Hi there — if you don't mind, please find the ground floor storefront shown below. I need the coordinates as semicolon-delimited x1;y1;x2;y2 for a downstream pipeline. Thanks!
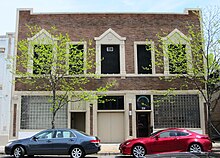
10;90;206;143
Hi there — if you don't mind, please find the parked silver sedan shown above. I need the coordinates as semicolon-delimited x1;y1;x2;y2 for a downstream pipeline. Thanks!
5;128;101;158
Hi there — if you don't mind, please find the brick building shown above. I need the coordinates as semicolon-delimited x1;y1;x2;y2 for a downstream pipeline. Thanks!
11;8;206;143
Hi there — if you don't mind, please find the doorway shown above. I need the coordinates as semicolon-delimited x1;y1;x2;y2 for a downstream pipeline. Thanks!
71;112;85;132
136;112;151;137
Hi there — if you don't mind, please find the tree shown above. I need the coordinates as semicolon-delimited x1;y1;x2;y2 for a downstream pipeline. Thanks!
152;6;220;137
15;25;114;129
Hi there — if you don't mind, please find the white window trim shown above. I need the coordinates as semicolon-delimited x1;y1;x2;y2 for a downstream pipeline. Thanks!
94;28;126;78
134;41;155;75
162;29;192;76
27;29;57;75
66;41;87;75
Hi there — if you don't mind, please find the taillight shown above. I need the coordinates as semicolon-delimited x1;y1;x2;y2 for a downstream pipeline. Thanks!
90;139;100;143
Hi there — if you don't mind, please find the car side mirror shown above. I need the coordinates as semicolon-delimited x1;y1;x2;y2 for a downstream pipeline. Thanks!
32;136;38;141
154;135;159;140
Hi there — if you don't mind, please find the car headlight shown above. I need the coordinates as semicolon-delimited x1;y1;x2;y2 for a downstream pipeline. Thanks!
6;142;12;147
125;141;131;145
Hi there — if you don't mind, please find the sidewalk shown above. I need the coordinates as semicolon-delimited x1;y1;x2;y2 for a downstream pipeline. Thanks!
0;142;219;155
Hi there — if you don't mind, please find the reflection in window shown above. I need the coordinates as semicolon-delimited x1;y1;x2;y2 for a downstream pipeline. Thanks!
137;45;152;74
136;95;151;110
69;44;84;75
36;131;53;139
168;44;187;74
98;96;124;110
33;45;52;74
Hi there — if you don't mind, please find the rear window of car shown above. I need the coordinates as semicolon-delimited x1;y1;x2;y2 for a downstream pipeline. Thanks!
177;131;189;136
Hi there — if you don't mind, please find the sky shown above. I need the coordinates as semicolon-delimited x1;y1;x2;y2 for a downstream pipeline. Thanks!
1;0;220;35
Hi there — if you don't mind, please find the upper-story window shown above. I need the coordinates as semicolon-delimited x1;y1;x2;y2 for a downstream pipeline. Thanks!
101;44;120;74
28;29;57;75
67;42;86;75
33;44;52;74
162;29;192;75
95;28;126;76
134;41;155;75
168;44;187;74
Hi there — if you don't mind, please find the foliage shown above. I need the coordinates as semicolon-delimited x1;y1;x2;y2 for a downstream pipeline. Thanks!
151;6;220;136
15;25;115;128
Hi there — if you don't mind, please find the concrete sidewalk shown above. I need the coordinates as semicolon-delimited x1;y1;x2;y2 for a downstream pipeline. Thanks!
0;142;220;155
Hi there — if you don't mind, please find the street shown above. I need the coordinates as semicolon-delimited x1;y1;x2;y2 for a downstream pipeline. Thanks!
1;152;220;158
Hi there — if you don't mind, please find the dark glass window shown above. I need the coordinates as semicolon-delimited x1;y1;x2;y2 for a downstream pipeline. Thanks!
168;44;187;74
136;95;151;110
69;44;84;75
101;45;120;74
137;45;152;74
33;44;52;74
98;96;124;110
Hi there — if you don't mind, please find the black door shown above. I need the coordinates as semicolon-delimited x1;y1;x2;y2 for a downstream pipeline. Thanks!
136;112;150;137
71;112;85;132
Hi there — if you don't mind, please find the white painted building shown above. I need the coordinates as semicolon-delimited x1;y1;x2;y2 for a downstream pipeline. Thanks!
0;33;14;145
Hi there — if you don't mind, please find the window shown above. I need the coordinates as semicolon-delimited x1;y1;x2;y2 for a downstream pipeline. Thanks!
0;48;5;53
20;96;67;129
27;29;57;74
101;44;120;74
35;130;54;139
177;131;189;136
168;44;187;74
159;131;178;138
153;95;200;129
95;28;126;76
33;44;52;74
137;45;152;74
162;29;192;75
136;95;151;110
56;130;75;138
69;44;84;75
98;96;124;110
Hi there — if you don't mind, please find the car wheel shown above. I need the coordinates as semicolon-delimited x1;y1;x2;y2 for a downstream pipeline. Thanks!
189;143;202;153
70;147;84;158
13;146;25;158
132;145;146;158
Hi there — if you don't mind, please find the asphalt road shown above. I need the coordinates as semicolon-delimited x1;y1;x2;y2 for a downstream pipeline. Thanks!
0;152;220;158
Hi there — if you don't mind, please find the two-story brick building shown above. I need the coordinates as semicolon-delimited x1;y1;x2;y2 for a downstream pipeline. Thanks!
11;8;206;143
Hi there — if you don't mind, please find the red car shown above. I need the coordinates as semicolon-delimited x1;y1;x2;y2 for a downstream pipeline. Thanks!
119;128;212;157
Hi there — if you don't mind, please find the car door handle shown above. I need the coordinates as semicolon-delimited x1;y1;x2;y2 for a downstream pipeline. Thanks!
69;139;75;142
47;140;52;143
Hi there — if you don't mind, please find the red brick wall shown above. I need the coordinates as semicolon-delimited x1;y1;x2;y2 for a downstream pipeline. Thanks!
16;10;203;91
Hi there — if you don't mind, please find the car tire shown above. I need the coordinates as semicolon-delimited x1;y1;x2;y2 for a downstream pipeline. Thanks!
132;145;146;158
70;146;84;158
13;146;25;158
189;143;202;153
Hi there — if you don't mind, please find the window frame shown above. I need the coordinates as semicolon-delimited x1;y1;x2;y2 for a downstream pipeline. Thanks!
134;41;155;75
95;28;126;77
162;29;192;76
27;29;57;75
